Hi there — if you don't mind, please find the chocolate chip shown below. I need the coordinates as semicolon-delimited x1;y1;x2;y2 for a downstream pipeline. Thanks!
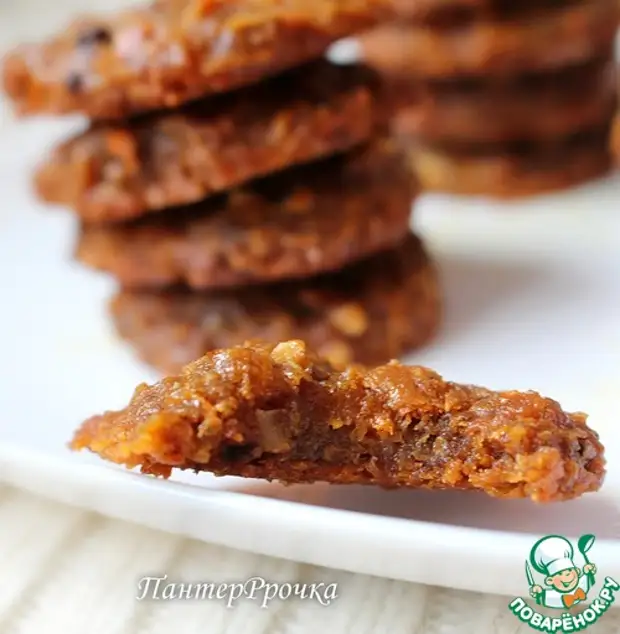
66;73;84;94
77;26;112;47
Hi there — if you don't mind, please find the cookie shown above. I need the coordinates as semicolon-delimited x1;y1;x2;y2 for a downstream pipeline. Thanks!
76;138;415;289
359;0;618;78
408;129;611;198
109;233;440;374
35;61;387;223
2;0;393;119
70;339;605;503
392;55;616;144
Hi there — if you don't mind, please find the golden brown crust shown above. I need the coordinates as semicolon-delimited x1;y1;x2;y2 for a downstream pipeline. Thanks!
408;130;612;198
34;61;387;223
109;234;441;374
391;56;616;144
359;0;619;78
70;339;605;503
2;0;393;119
75;138;415;289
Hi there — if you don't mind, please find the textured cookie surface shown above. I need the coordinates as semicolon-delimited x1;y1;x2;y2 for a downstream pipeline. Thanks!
409;129;612;198
392;56;616;143
76;138;415;289
360;0;618;78
110;234;441;374
2;0;393;119
35;61;387;223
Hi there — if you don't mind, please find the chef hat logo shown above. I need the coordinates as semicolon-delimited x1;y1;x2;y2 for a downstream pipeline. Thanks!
531;535;576;577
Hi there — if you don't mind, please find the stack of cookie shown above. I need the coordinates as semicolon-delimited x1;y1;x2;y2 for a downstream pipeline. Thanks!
360;0;619;197
2;0;441;373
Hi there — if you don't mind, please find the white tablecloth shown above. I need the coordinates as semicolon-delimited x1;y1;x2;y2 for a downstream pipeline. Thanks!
0;484;616;634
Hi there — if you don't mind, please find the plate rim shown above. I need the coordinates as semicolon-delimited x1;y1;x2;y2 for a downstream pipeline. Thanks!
2;442;620;602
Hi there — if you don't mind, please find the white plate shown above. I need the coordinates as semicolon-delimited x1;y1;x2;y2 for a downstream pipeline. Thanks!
1;112;620;601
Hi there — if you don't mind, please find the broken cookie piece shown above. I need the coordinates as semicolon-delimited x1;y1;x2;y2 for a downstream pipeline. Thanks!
70;340;605;503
